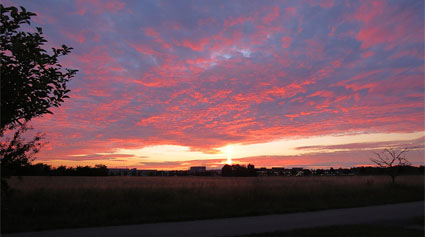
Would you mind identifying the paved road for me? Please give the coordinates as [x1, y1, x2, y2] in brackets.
[4, 201, 424, 237]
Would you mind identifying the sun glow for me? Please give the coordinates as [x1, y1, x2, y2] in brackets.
[226, 145, 232, 165]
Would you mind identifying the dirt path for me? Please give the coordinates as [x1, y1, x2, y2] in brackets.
[4, 201, 424, 237]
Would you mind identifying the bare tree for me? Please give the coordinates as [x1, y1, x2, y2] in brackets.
[370, 147, 410, 184]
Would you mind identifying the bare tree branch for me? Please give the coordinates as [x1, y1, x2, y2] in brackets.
[370, 146, 410, 184]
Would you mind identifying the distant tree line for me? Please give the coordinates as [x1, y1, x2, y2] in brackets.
[10, 163, 108, 176]
[7, 162, 424, 177]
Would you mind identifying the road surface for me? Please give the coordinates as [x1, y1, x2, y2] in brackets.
[4, 201, 424, 237]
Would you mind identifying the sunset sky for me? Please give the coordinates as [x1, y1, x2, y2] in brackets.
[6, 0, 424, 170]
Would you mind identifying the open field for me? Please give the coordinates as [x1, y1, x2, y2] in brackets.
[2, 175, 424, 233]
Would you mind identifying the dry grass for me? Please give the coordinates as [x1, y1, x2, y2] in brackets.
[8, 175, 423, 190]
[3, 175, 424, 233]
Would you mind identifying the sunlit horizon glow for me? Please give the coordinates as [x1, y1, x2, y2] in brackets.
[5, 0, 424, 170]
[226, 145, 232, 165]
[39, 131, 424, 170]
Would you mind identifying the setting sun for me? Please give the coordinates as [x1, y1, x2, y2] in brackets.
[226, 145, 232, 165]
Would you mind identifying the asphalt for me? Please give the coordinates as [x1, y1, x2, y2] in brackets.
[4, 201, 424, 237]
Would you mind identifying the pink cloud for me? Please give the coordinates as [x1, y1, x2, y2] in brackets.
[182, 38, 209, 52]
[145, 28, 160, 38]
[75, 0, 125, 15]
[262, 6, 280, 24]
[32, 12, 56, 24]
[224, 15, 252, 28]
[137, 116, 164, 126]
[285, 7, 296, 17]
[361, 51, 375, 58]
[353, 0, 386, 24]
[389, 49, 424, 60]
[308, 90, 334, 98]
[307, 0, 334, 9]
[281, 36, 292, 48]
[62, 30, 86, 43]
[355, 0, 423, 49]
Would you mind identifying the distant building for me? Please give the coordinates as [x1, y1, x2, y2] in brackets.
[256, 167, 268, 176]
[109, 168, 146, 176]
[206, 169, 221, 176]
[189, 166, 206, 173]
[138, 170, 157, 176]
[291, 167, 304, 176]
[157, 171, 169, 176]
[108, 168, 131, 176]
[271, 167, 286, 176]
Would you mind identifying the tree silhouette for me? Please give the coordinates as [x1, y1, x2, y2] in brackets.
[221, 164, 233, 176]
[221, 164, 257, 177]
[1, 5, 77, 130]
[0, 4, 77, 194]
[370, 147, 410, 185]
